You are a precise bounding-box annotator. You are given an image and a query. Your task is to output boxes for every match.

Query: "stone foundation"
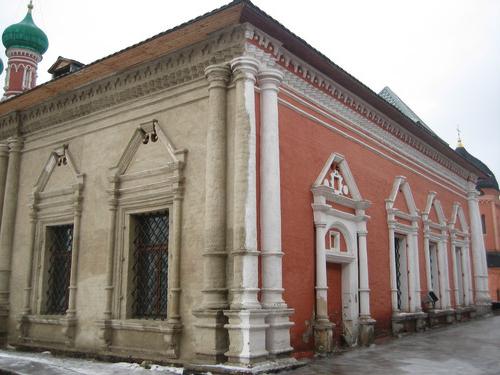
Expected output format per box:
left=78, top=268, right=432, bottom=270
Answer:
left=313, top=320, right=335, bottom=353
left=358, top=318, right=376, bottom=346
left=391, top=312, right=428, bottom=335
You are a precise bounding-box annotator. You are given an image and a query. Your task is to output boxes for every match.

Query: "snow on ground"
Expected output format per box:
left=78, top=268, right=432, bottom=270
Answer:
left=0, top=349, right=184, bottom=375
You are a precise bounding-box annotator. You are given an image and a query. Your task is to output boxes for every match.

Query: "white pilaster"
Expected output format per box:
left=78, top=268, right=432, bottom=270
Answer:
left=388, top=224, right=399, bottom=312
left=411, top=229, right=422, bottom=312
left=315, top=223, right=328, bottom=321
left=229, top=56, right=261, bottom=311
left=257, top=67, right=293, bottom=357
left=224, top=56, right=268, bottom=365
left=0, top=137, right=23, bottom=344
left=258, top=67, right=286, bottom=309
left=467, top=186, right=491, bottom=306
left=358, top=229, right=370, bottom=318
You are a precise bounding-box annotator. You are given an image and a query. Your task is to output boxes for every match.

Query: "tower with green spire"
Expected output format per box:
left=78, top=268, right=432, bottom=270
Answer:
left=2, top=1, right=48, bottom=99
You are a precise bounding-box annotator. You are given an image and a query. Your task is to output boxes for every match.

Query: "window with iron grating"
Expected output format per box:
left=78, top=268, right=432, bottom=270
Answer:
left=394, top=236, right=402, bottom=311
left=131, top=211, right=169, bottom=320
left=46, top=224, right=74, bottom=315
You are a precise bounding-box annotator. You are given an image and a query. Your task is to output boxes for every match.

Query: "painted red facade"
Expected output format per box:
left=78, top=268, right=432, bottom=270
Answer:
left=480, top=187, right=500, bottom=301
left=254, top=86, right=481, bottom=355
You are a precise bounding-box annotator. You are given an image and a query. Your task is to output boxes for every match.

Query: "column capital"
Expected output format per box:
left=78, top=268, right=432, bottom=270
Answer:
left=7, top=137, right=23, bottom=153
left=357, top=230, right=368, bottom=237
left=205, top=64, right=231, bottom=88
left=257, top=68, right=283, bottom=92
left=466, top=189, right=479, bottom=201
left=230, top=56, right=259, bottom=83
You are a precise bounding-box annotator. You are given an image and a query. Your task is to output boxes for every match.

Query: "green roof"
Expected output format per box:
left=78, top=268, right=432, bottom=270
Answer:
left=2, top=3, right=48, bottom=55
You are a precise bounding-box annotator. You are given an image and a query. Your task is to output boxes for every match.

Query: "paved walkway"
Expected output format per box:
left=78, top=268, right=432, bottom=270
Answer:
left=284, top=314, right=500, bottom=375
left=0, top=315, right=498, bottom=374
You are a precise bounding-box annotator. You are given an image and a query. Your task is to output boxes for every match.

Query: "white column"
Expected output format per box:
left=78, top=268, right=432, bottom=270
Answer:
left=411, top=229, right=422, bottom=312
left=464, top=245, right=473, bottom=306
left=194, top=64, right=231, bottom=363
left=22, top=197, right=38, bottom=315
left=257, top=67, right=293, bottom=357
left=450, top=241, right=460, bottom=306
left=388, top=225, right=399, bottom=312
left=103, top=182, right=118, bottom=321
left=201, top=64, right=231, bottom=310
left=228, top=56, right=261, bottom=310
left=0, top=143, right=9, bottom=227
left=437, top=239, right=449, bottom=309
left=467, top=188, right=491, bottom=305
left=258, top=68, right=286, bottom=309
left=225, top=57, right=268, bottom=365
left=0, top=137, right=23, bottom=344
left=423, top=232, right=432, bottom=292
left=66, top=198, right=82, bottom=318
left=358, top=229, right=371, bottom=318
left=315, top=223, right=329, bottom=322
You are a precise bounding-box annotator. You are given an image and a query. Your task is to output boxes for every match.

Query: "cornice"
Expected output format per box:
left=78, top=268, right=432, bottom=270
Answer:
left=0, top=25, right=247, bottom=139
left=243, top=26, right=471, bottom=188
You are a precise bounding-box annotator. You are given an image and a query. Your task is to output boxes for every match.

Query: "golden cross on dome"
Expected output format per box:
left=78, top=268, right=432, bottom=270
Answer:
left=456, top=125, right=464, bottom=148
left=28, top=0, right=34, bottom=11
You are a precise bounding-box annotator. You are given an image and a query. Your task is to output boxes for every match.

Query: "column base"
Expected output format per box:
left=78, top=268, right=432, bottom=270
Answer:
left=391, top=312, right=428, bottom=335
left=0, top=303, right=9, bottom=347
left=426, top=309, right=455, bottom=327
left=192, top=309, right=228, bottom=364
left=473, top=303, right=492, bottom=317
left=264, top=308, right=294, bottom=357
left=455, top=305, right=477, bottom=321
left=224, top=309, right=268, bottom=365
left=358, top=318, right=376, bottom=346
left=313, top=319, right=335, bottom=353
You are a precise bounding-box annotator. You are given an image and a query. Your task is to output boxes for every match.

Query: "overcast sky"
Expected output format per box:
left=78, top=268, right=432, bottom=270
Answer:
left=1, top=0, right=499, bottom=181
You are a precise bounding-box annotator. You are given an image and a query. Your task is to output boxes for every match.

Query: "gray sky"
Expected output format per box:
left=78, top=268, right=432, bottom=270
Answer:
left=1, top=0, right=499, bottom=181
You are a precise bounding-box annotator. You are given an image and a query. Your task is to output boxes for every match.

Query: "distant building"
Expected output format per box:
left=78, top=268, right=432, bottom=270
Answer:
left=0, top=1, right=492, bottom=372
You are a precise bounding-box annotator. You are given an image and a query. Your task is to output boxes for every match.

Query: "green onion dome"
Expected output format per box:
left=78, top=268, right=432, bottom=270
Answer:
left=2, top=2, right=48, bottom=55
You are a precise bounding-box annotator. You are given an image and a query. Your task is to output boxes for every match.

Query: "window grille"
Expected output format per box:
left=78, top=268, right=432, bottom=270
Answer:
left=46, top=224, right=74, bottom=315
left=394, top=237, right=402, bottom=311
left=429, top=247, right=435, bottom=291
left=131, top=211, right=169, bottom=319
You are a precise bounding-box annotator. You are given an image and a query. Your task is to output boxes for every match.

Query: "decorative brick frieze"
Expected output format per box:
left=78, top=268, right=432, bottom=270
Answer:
left=243, top=25, right=472, bottom=188
left=0, top=25, right=248, bottom=139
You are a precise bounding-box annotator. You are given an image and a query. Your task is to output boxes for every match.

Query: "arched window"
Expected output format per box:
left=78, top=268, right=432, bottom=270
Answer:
left=23, top=66, right=32, bottom=89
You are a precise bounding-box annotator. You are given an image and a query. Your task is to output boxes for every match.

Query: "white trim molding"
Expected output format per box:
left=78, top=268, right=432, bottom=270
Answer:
left=422, top=192, right=452, bottom=310
left=97, top=119, right=186, bottom=359
left=449, top=202, right=473, bottom=308
left=312, top=153, right=375, bottom=351
left=18, top=144, right=84, bottom=347
left=386, top=176, right=422, bottom=315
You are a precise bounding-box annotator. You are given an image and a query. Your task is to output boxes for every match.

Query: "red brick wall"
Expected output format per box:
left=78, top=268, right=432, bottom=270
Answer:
left=488, top=268, right=500, bottom=302
left=276, top=89, right=473, bottom=353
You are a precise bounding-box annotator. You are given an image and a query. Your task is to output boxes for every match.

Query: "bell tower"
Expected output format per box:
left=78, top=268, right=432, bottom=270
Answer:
left=2, top=1, right=48, bottom=99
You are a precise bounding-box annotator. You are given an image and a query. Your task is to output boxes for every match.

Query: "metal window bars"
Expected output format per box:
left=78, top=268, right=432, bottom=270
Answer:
left=131, top=211, right=169, bottom=320
left=46, top=224, right=74, bottom=315
left=394, top=237, right=402, bottom=311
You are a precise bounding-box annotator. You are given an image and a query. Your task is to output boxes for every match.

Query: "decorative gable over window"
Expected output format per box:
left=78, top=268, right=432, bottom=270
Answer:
left=312, top=153, right=365, bottom=207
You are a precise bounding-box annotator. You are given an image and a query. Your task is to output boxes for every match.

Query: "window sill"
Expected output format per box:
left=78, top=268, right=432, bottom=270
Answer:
left=22, top=315, right=77, bottom=326
left=391, top=311, right=427, bottom=321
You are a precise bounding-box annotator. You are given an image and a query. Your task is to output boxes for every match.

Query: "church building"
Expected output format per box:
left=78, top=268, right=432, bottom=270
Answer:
left=0, top=1, right=492, bottom=373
